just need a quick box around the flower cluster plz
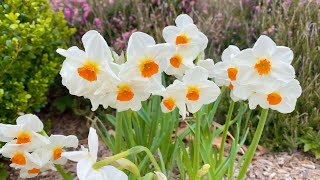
[0,114,78,178]
[0,114,129,179]
[212,36,302,113]
[57,14,221,119]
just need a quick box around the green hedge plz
[0,0,75,123]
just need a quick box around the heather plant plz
[0,0,75,124]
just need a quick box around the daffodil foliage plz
[0,14,301,180]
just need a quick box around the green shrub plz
[0,0,75,123]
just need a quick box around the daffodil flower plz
[163,14,208,61]
[0,143,41,169]
[182,67,221,113]
[154,171,167,180]
[0,114,49,149]
[57,30,119,97]
[159,80,188,119]
[119,32,174,94]
[233,35,295,85]
[62,128,128,180]
[244,79,302,113]
[45,135,79,165]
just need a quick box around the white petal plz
[175,14,194,27]
[221,45,240,62]
[16,114,43,132]
[56,46,87,64]
[77,159,92,180]
[197,59,215,78]
[101,165,128,180]
[88,127,99,159]
[0,124,23,140]
[271,62,295,82]
[127,32,155,60]
[183,66,208,83]
[272,98,296,113]
[279,79,302,99]
[82,30,113,63]
[271,46,294,64]
[187,102,203,113]
[61,150,89,162]
[252,35,277,58]
[232,49,256,66]
[163,26,181,44]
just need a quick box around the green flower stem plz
[40,131,70,180]
[237,108,269,180]
[115,111,123,153]
[218,100,235,165]
[55,164,71,180]
[193,112,201,178]
[92,146,161,172]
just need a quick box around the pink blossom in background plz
[94,18,103,30]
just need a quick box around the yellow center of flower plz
[139,58,159,78]
[267,92,282,105]
[227,67,238,81]
[186,86,200,101]
[163,97,176,110]
[77,61,99,81]
[11,153,26,165]
[117,84,134,101]
[176,34,189,45]
[228,82,234,90]
[28,168,41,174]
[255,59,271,75]
[16,131,31,144]
[170,55,183,68]
[53,147,63,160]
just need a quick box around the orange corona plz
[186,86,200,101]
[140,59,159,78]
[11,153,26,165]
[170,55,183,68]
[53,147,63,160]
[117,84,134,101]
[176,34,189,45]
[255,59,271,75]
[28,168,41,174]
[16,131,31,144]
[267,92,282,105]
[163,97,175,110]
[227,67,238,81]
[77,62,99,81]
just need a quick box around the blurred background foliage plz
[0,0,318,159]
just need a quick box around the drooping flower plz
[182,67,221,113]
[62,128,128,180]
[159,80,187,119]
[0,114,49,149]
[154,171,168,180]
[163,14,208,62]
[243,79,302,113]
[233,35,295,85]
[57,30,118,97]
[119,32,174,94]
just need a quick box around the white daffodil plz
[62,128,128,180]
[163,14,208,61]
[233,35,295,85]
[19,162,55,179]
[0,143,41,169]
[245,79,302,113]
[182,67,221,113]
[164,47,196,78]
[159,80,188,119]
[119,32,174,94]
[57,30,118,97]
[0,114,49,149]
[46,135,79,165]
[86,68,150,112]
